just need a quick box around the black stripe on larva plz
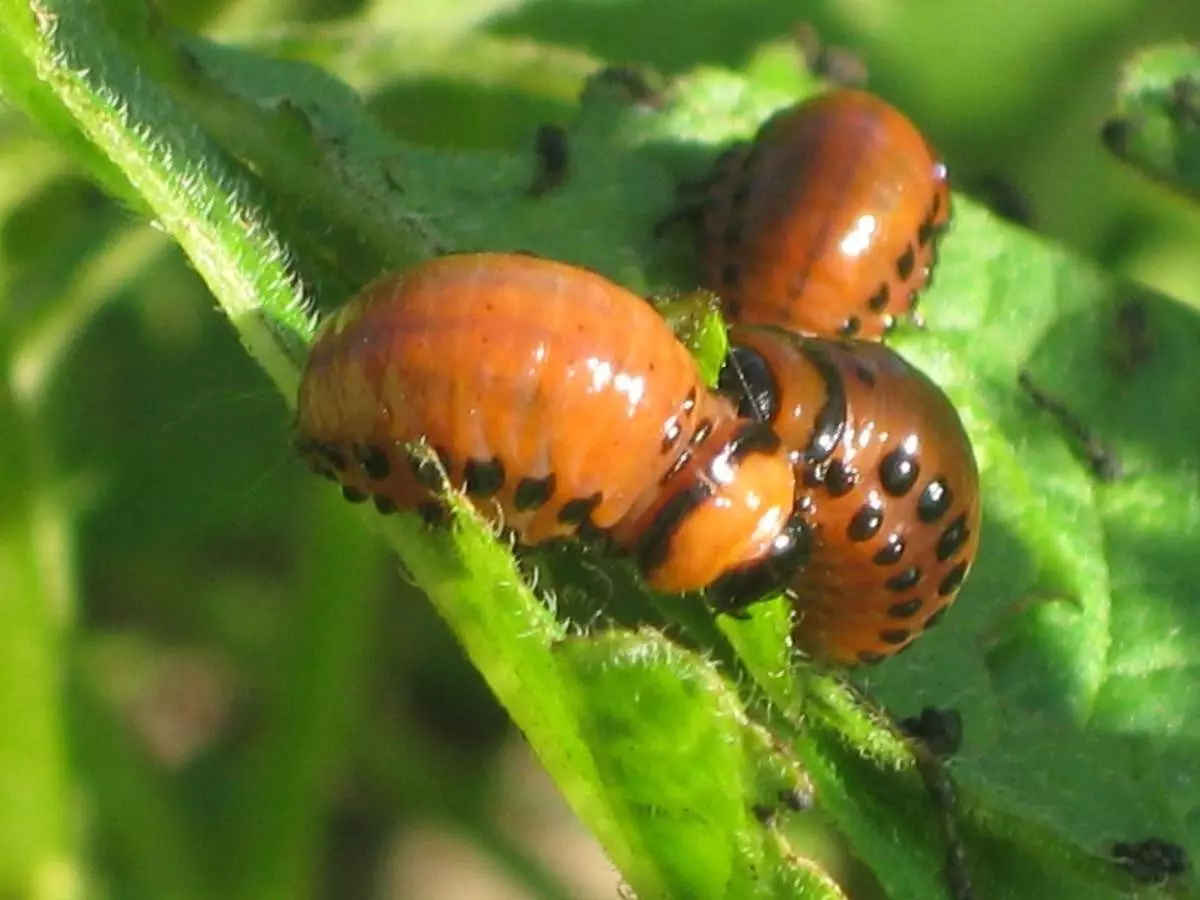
[923,605,949,631]
[896,245,916,280]
[936,514,970,561]
[885,566,922,593]
[888,597,923,618]
[634,481,714,577]
[848,501,884,542]
[342,486,368,504]
[725,420,783,461]
[938,561,969,597]
[918,477,953,523]
[929,191,943,222]
[558,492,602,526]
[464,457,505,498]
[356,444,391,481]
[798,342,847,465]
[719,344,779,424]
[682,386,698,414]
[373,495,397,515]
[514,474,557,511]
[857,650,885,665]
[839,316,862,337]
[880,628,911,646]
[824,459,858,497]
[872,534,905,566]
[868,283,890,312]
[879,447,919,497]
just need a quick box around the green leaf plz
[1102,42,1200,202]
[555,629,843,899]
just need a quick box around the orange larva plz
[679,88,951,341]
[720,325,980,665]
[295,252,811,602]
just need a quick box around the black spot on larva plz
[323,444,347,471]
[373,495,397,515]
[936,514,970,561]
[824,459,858,497]
[888,597,923,618]
[923,605,949,631]
[868,283,890,312]
[721,261,740,288]
[857,650,885,665]
[872,534,905,566]
[418,501,450,527]
[558,492,602,526]
[355,444,391,481]
[691,418,715,447]
[319,468,338,482]
[682,386,698,415]
[880,447,919,496]
[514,474,557,511]
[802,466,824,488]
[342,486,369,504]
[918,218,938,246]
[917,477,952,523]
[938,561,969,597]
[929,191,944,222]
[880,628,910,645]
[840,316,862,337]
[885,566,922,593]
[848,502,884,542]
[896,246,916,281]
[464,457,505,498]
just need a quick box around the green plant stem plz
[0,346,77,898]
[229,482,387,900]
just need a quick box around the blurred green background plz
[3,0,1199,898]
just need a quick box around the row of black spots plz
[1017,369,1124,482]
